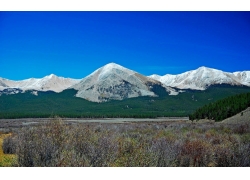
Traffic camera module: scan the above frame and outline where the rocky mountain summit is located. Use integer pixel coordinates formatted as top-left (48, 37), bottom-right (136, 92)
top-left (72, 63), bottom-right (176, 102)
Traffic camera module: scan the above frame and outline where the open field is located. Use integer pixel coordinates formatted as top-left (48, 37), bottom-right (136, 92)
top-left (67, 117), bottom-right (189, 123)
top-left (0, 117), bottom-right (189, 131)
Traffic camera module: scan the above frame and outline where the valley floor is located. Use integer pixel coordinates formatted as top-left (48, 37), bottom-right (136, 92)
top-left (0, 117), bottom-right (189, 130)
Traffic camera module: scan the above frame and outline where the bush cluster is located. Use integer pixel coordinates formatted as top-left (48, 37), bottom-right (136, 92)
top-left (3, 119), bottom-right (250, 166)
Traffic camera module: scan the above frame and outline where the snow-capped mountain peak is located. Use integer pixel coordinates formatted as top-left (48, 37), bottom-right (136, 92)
top-left (98, 63), bottom-right (135, 80)
top-left (101, 62), bottom-right (126, 71)
top-left (46, 74), bottom-right (56, 79)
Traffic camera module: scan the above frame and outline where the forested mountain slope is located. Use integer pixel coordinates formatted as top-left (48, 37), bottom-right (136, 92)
top-left (1, 85), bottom-right (250, 119)
top-left (189, 92), bottom-right (250, 121)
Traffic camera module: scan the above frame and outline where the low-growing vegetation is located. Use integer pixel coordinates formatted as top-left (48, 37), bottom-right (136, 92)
top-left (2, 118), bottom-right (250, 167)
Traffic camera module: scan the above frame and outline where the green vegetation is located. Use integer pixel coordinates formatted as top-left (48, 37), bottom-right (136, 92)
top-left (0, 84), bottom-right (250, 119)
top-left (189, 92), bottom-right (250, 121)
top-left (2, 118), bottom-right (250, 167)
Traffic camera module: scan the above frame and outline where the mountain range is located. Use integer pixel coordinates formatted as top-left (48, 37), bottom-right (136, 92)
top-left (149, 66), bottom-right (250, 90)
top-left (1, 63), bottom-right (250, 102)
top-left (0, 74), bottom-right (80, 93)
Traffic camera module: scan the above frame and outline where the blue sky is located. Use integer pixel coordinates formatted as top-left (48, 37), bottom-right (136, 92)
top-left (0, 11), bottom-right (250, 80)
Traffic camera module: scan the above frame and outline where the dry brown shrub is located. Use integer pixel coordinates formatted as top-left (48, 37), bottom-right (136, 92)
top-left (179, 139), bottom-right (211, 167)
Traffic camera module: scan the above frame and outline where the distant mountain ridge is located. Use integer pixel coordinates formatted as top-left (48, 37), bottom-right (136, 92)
top-left (149, 66), bottom-right (250, 90)
top-left (0, 63), bottom-right (250, 102)
top-left (0, 74), bottom-right (80, 93)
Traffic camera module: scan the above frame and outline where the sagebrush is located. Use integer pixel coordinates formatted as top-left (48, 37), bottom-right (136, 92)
top-left (2, 119), bottom-right (250, 166)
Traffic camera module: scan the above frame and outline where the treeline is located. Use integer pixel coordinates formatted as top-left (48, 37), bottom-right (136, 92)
top-left (189, 92), bottom-right (250, 121)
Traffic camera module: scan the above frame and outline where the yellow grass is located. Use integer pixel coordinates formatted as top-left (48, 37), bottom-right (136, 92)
top-left (0, 133), bottom-right (17, 167)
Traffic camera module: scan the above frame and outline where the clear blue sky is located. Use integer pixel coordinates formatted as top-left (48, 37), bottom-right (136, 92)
top-left (0, 11), bottom-right (250, 80)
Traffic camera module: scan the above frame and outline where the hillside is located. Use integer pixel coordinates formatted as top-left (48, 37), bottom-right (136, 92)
top-left (221, 107), bottom-right (250, 124)
top-left (0, 84), bottom-right (250, 119)
top-left (189, 92), bottom-right (250, 121)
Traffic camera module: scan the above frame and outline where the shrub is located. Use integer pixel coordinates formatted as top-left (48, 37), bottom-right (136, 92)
top-left (2, 135), bottom-right (17, 154)
top-left (233, 124), bottom-right (250, 135)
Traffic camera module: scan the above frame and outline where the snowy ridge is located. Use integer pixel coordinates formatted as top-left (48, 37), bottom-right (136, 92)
top-left (149, 66), bottom-right (250, 90)
top-left (0, 74), bottom-right (81, 93)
